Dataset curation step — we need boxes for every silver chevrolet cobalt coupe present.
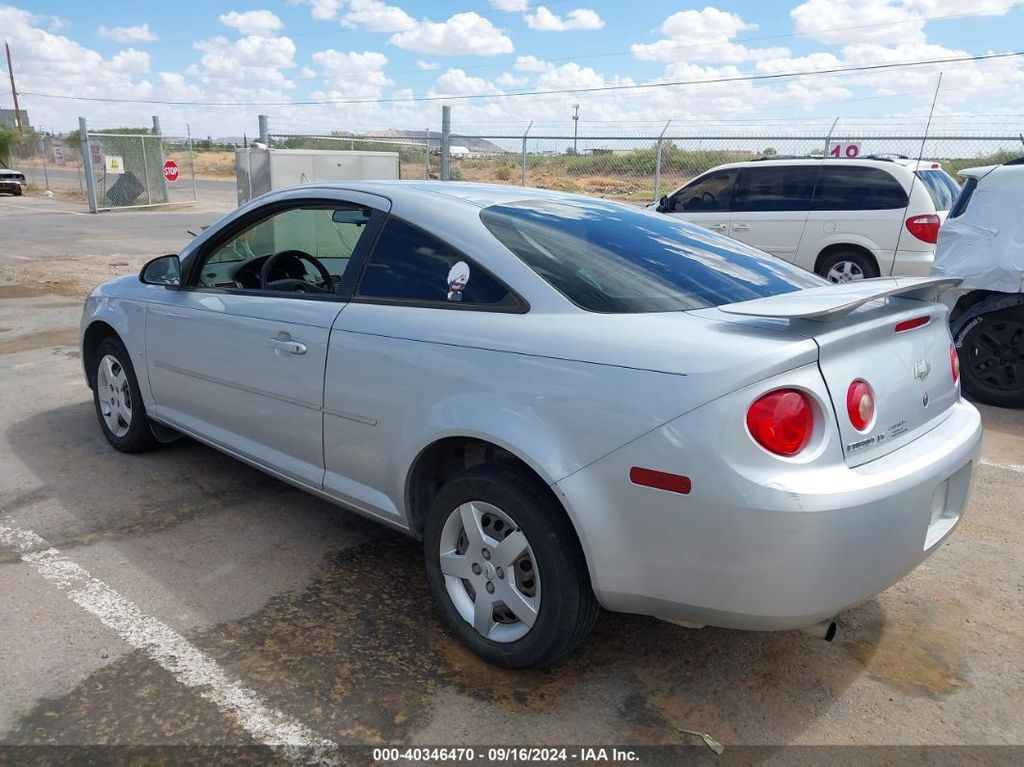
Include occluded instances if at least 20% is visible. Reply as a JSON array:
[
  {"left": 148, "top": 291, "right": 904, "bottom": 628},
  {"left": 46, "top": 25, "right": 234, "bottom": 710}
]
[{"left": 81, "top": 182, "right": 982, "bottom": 667}]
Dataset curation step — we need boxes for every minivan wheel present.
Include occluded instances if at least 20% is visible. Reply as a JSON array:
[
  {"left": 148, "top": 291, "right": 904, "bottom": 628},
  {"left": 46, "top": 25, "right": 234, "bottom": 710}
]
[
  {"left": 958, "top": 306, "right": 1024, "bottom": 408},
  {"left": 818, "top": 250, "right": 878, "bottom": 283},
  {"left": 92, "top": 336, "right": 160, "bottom": 453},
  {"left": 423, "top": 463, "right": 599, "bottom": 668}
]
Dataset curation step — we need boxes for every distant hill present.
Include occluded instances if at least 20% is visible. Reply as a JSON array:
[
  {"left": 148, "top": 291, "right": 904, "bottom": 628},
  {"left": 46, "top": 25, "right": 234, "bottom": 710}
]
[{"left": 362, "top": 129, "right": 507, "bottom": 155}]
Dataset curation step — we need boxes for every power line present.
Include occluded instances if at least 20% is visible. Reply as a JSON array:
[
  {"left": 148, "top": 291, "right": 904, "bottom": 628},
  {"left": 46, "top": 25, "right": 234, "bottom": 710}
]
[{"left": 19, "top": 50, "right": 1024, "bottom": 107}]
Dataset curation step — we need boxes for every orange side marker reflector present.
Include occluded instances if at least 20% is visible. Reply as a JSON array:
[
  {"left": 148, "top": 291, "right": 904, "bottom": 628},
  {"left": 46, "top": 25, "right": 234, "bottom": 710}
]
[{"left": 629, "top": 467, "right": 692, "bottom": 494}]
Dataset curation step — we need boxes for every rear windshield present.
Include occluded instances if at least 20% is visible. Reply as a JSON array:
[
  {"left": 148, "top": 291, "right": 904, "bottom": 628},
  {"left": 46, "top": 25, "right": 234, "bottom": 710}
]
[
  {"left": 480, "top": 199, "right": 823, "bottom": 313},
  {"left": 916, "top": 169, "right": 961, "bottom": 211}
]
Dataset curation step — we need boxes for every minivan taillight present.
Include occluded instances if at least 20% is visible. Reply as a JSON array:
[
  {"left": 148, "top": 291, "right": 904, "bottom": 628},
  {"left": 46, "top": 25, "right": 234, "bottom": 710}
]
[
  {"left": 906, "top": 214, "right": 941, "bottom": 244},
  {"left": 746, "top": 389, "right": 814, "bottom": 457}
]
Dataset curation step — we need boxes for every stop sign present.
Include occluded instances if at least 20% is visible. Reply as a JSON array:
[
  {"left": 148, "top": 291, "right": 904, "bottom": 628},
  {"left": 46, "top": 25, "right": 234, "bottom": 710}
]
[{"left": 162, "top": 160, "right": 180, "bottom": 183}]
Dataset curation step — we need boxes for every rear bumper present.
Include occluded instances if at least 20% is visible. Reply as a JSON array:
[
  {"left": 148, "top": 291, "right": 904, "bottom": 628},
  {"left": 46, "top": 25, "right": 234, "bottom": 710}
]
[
  {"left": 889, "top": 248, "right": 935, "bottom": 277},
  {"left": 555, "top": 397, "right": 981, "bottom": 631},
  {"left": 0, "top": 181, "right": 24, "bottom": 193}
]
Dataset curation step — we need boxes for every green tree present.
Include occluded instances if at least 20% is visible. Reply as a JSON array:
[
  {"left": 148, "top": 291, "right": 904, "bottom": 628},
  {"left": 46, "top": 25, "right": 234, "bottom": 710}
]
[{"left": 0, "top": 125, "right": 16, "bottom": 164}]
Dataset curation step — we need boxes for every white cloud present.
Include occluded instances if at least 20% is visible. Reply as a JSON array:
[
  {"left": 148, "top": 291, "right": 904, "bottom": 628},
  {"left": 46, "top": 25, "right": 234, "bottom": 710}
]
[
  {"left": 292, "top": 0, "right": 342, "bottom": 21},
  {"left": 514, "top": 55, "right": 549, "bottom": 72},
  {"left": 631, "top": 7, "right": 786, "bottom": 63},
  {"left": 219, "top": 10, "right": 283, "bottom": 36},
  {"left": 341, "top": 0, "right": 417, "bottom": 32},
  {"left": 790, "top": 0, "right": 1012, "bottom": 46},
  {"left": 390, "top": 12, "right": 514, "bottom": 56},
  {"left": 416, "top": 60, "right": 440, "bottom": 70},
  {"left": 110, "top": 49, "right": 151, "bottom": 74},
  {"left": 491, "top": 0, "right": 529, "bottom": 10},
  {"left": 97, "top": 23, "right": 158, "bottom": 43},
  {"left": 431, "top": 68, "right": 498, "bottom": 97},
  {"left": 525, "top": 7, "right": 604, "bottom": 32},
  {"left": 312, "top": 49, "right": 393, "bottom": 99},
  {"left": 496, "top": 72, "right": 527, "bottom": 87}
]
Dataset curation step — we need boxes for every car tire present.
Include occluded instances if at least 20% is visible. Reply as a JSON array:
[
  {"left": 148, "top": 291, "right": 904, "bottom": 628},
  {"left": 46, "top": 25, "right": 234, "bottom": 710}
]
[
  {"left": 817, "top": 250, "right": 878, "bottom": 283},
  {"left": 957, "top": 306, "right": 1024, "bottom": 408},
  {"left": 92, "top": 336, "right": 161, "bottom": 453},
  {"left": 423, "top": 462, "right": 599, "bottom": 668},
  {"left": 14, "top": 187, "right": 23, "bottom": 197}
]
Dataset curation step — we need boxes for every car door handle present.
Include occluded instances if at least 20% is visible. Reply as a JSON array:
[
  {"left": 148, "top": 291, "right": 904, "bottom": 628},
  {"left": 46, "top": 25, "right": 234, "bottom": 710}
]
[
  {"left": 709, "top": 223, "right": 728, "bottom": 231},
  {"left": 731, "top": 223, "right": 750, "bottom": 231},
  {"left": 268, "top": 338, "right": 307, "bottom": 355}
]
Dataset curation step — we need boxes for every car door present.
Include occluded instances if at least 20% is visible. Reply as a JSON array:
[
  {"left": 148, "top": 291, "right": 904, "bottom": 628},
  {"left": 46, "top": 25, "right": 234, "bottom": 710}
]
[
  {"left": 320, "top": 215, "right": 524, "bottom": 524},
  {"left": 728, "top": 165, "right": 816, "bottom": 262},
  {"left": 662, "top": 168, "right": 737, "bottom": 236},
  {"left": 145, "top": 194, "right": 388, "bottom": 488}
]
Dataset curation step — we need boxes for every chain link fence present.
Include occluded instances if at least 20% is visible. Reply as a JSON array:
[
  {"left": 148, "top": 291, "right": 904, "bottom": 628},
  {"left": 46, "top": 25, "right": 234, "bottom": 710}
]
[
  {"left": 82, "top": 124, "right": 198, "bottom": 211},
  {"left": 444, "top": 129, "right": 1024, "bottom": 203}
]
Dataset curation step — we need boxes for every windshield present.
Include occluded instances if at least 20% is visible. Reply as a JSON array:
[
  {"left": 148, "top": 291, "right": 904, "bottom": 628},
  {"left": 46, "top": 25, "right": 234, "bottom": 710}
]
[
  {"left": 480, "top": 198, "right": 823, "bottom": 313},
  {"left": 916, "top": 169, "right": 961, "bottom": 211}
]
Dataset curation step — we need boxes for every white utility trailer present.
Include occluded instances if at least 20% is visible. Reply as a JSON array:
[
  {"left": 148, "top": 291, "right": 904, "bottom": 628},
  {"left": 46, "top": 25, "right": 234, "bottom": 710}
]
[{"left": 235, "top": 147, "right": 400, "bottom": 205}]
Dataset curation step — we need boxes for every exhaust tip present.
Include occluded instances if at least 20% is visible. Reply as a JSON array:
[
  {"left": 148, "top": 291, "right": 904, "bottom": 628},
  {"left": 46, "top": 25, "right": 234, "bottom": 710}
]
[{"left": 800, "top": 619, "right": 838, "bottom": 641}]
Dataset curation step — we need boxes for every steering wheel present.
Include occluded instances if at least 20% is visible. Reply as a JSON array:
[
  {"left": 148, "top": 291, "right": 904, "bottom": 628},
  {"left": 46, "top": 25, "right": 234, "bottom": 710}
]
[
  {"left": 259, "top": 250, "right": 333, "bottom": 293},
  {"left": 701, "top": 191, "right": 717, "bottom": 203}
]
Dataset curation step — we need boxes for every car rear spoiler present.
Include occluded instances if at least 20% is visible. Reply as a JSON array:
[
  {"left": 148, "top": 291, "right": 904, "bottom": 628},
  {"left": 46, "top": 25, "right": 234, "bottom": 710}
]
[{"left": 718, "top": 277, "right": 961, "bottom": 322}]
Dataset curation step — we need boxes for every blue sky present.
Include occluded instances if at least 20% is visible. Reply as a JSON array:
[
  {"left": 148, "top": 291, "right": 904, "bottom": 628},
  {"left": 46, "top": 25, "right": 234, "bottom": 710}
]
[{"left": 2, "top": 1, "right": 1023, "bottom": 136}]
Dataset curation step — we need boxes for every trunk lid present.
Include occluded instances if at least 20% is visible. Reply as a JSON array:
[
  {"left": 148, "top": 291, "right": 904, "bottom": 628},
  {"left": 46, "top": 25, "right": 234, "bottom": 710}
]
[{"left": 719, "top": 277, "right": 961, "bottom": 466}]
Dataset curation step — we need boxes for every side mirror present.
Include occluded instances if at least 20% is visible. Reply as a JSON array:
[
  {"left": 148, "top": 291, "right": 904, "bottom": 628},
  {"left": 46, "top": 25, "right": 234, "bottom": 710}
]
[
  {"left": 140, "top": 254, "right": 181, "bottom": 288},
  {"left": 656, "top": 195, "right": 671, "bottom": 213}
]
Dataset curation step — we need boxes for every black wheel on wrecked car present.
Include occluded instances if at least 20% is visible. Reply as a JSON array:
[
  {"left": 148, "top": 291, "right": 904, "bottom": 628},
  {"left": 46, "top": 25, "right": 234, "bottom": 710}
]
[{"left": 958, "top": 306, "right": 1024, "bottom": 408}]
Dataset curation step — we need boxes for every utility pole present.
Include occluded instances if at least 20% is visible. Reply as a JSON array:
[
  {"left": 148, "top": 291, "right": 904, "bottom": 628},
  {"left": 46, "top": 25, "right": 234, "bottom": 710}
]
[
  {"left": 5, "top": 42, "right": 24, "bottom": 137},
  {"left": 572, "top": 104, "right": 580, "bottom": 155}
]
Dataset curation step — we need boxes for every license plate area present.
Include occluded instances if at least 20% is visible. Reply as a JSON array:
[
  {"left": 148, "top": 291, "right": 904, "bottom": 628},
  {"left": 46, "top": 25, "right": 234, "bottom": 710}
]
[{"left": 924, "top": 461, "right": 972, "bottom": 550}]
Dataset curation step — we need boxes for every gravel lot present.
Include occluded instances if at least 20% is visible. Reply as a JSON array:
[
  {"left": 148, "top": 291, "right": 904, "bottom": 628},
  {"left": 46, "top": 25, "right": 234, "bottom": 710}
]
[{"left": 1, "top": 194, "right": 1022, "bottom": 761}]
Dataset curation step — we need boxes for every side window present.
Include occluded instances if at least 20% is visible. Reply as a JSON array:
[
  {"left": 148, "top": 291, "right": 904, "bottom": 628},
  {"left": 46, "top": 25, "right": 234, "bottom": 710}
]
[
  {"left": 672, "top": 170, "right": 737, "bottom": 212},
  {"left": 193, "top": 204, "right": 372, "bottom": 293},
  {"left": 947, "top": 177, "right": 977, "bottom": 219},
  {"left": 357, "top": 217, "right": 515, "bottom": 307},
  {"left": 812, "top": 166, "right": 909, "bottom": 211},
  {"left": 732, "top": 166, "right": 817, "bottom": 212}
]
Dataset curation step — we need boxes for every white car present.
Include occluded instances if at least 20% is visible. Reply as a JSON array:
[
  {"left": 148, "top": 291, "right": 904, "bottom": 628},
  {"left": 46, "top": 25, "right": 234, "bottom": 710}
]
[
  {"left": 934, "top": 158, "right": 1024, "bottom": 407},
  {"left": 656, "top": 157, "right": 959, "bottom": 282}
]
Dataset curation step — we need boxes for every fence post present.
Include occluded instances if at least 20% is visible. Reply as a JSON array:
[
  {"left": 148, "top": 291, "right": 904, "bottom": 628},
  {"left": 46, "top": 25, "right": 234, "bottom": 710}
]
[
  {"left": 152, "top": 115, "right": 161, "bottom": 135},
  {"left": 140, "top": 134, "right": 152, "bottom": 205},
  {"left": 79, "top": 117, "right": 98, "bottom": 213},
  {"left": 40, "top": 134, "right": 50, "bottom": 193},
  {"left": 521, "top": 121, "right": 533, "bottom": 187},
  {"left": 440, "top": 105, "right": 451, "bottom": 181},
  {"left": 152, "top": 114, "right": 169, "bottom": 203},
  {"left": 258, "top": 114, "right": 269, "bottom": 144},
  {"left": 653, "top": 118, "right": 671, "bottom": 203},
  {"left": 424, "top": 128, "right": 430, "bottom": 179},
  {"left": 187, "top": 123, "right": 198, "bottom": 203}
]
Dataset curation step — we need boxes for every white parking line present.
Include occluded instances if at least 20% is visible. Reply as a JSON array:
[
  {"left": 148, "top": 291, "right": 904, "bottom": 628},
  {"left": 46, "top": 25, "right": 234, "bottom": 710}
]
[
  {"left": 980, "top": 458, "right": 1024, "bottom": 475},
  {"left": 0, "top": 523, "right": 338, "bottom": 762}
]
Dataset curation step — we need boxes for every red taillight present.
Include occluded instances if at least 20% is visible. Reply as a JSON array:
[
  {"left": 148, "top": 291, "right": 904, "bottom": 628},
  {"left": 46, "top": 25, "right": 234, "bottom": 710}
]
[
  {"left": 846, "top": 379, "right": 875, "bottom": 432},
  {"left": 950, "top": 343, "right": 960, "bottom": 385},
  {"left": 906, "top": 214, "right": 941, "bottom": 244},
  {"left": 746, "top": 389, "right": 814, "bottom": 457},
  {"left": 894, "top": 315, "right": 931, "bottom": 333}
]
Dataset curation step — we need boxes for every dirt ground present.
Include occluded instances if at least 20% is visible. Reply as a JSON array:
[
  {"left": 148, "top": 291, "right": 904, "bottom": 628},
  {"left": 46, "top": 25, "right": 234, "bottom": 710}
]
[{"left": 1, "top": 195, "right": 1023, "bottom": 763}]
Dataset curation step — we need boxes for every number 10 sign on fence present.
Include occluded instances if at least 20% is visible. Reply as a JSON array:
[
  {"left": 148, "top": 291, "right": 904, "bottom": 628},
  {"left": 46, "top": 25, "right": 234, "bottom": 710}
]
[{"left": 828, "top": 142, "right": 861, "bottom": 158}]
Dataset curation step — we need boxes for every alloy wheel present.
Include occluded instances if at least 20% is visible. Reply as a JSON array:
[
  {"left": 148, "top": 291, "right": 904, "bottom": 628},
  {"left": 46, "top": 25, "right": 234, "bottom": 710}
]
[{"left": 826, "top": 260, "right": 865, "bottom": 283}]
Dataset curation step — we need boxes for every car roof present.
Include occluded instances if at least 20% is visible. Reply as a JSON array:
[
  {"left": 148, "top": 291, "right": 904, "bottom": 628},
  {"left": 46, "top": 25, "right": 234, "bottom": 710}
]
[
  {"left": 264, "top": 180, "right": 609, "bottom": 210},
  {"left": 697, "top": 157, "right": 914, "bottom": 174}
]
